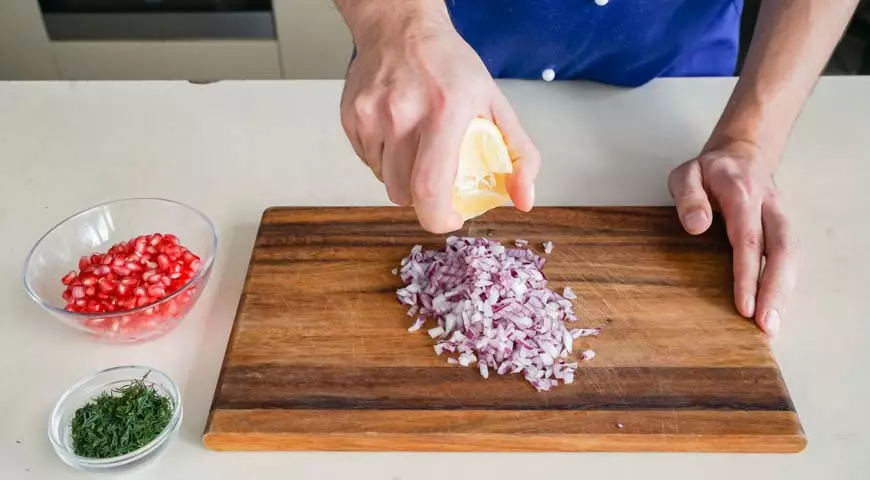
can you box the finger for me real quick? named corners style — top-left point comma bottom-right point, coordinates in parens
top-left (348, 94), bottom-right (385, 182)
top-left (411, 111), bottom-right (465, 234)
top-left (722, 194), bottom-right (764, 319)
top-left (755, 196), bottom-right (799, 338)
top-left (340, 110), bottom-right (366, 163)
top-left (492, 91), bottom-right (540, 212)
top-left (668, 160), bottom-right (713, 235)
top-left (382, 131), bottom-right (418, 206)
top-left (362, 138), bottom-right (385, 182)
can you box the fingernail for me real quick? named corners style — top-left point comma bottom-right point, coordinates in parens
top-left (745, 295), bottom-right (756, 317)
top-left (763, 309), bottom-right (780, 338)
top-left (683, 210), bottom-right (708, 233)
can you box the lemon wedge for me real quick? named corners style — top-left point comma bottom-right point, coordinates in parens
top-left (453, 117), bottom-right (513, 220)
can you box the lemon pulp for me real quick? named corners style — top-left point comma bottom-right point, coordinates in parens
top-left (453, 118), bottom-right (513, 221)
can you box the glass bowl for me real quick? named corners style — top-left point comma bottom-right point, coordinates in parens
top-left (23, 198), bottom-right (217, 343)
top-left (49, 365), bottom-right (183, 474)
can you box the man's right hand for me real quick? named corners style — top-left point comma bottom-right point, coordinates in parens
top-left (337, 1), bottom-right (540, 233)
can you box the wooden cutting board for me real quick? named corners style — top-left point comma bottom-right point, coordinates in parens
top-left (203, 207), bottom-right (805, 453)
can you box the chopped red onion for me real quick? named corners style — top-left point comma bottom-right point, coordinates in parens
top-left (514, 239), bottom-right (528, 247)
top-left (563, 287), bottom-right (577, 300)
top-left (542, 241), bottom-right (554, 254)
top-left (407, 317), bottom-right (426, 332)
top-left (617, 422), bottom-right (624, 429)
top-left (570, 327), bottom-right (601, 338)
top-left (580, 349), bottom-right (596, 361)
top-left (396, 236), bottom-right (599, 391)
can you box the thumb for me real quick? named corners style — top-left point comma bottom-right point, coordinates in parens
top-left (668, 160), bottom-right (713, 235)
top-left (491, 91), bottom-right (540, 212)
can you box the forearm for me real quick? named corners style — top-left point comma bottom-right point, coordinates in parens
top-left (707, 0), bottom-right (858, 165)
top-left (334, 0), bottom-right (452, 49)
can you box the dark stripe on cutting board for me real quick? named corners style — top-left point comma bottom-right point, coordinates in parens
top-left (213, 365), bottom-right (794, 412)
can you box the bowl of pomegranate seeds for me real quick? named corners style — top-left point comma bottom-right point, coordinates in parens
top-left (23, 198), bottom-right (217, 343)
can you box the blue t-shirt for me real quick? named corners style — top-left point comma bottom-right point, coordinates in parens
top-left (448, 0), bottom-right (743, 87)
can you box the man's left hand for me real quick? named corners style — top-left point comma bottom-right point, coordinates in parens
top-left (668, 140), bottom-right (799, 338)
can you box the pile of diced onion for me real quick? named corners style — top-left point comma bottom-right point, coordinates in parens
top-left (395, 236), bottom-right (599, 392)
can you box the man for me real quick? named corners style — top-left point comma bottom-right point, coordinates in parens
top-left (334, 0), bottom-right (858, 337)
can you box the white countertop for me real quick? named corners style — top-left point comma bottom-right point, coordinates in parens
top-left (0, 79), bottom-right (868, 479)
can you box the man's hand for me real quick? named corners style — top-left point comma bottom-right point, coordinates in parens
top-left (668, 141), bottom-right (799, 338)
top-left (337, 2), bottom-right (539, 233)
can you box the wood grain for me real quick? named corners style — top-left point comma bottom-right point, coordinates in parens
top-left (204, 207), bottom-right (805, 452)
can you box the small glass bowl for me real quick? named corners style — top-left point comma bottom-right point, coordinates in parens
top-left (49, 365), bottom-right (183, 474)
top-left (22, 198), bottom-right (217, 343)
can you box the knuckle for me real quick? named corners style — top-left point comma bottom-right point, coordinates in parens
top-left (735, 230), bottom-right (764, 252)
top-left (352, 95), bottom-right (378, 125)
top-left (411, 172), bottom-right (439, 203)
top-left (426, 86), bottom-right (454, 114)
top-left (385, 91), bottom-right (420, 135)
top-left (386, 186), bottom-right (412, 207)
top-left (776, 232), bottom-right (801, 257)
top-left (726, 177), bottom-right (757, 207)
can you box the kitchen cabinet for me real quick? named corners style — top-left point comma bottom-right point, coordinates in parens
top-left (52, 40), bottom-right (281, 80)
top-left (1, 0), bottom-right (353, 81)
top-left (0, 0), bottom-right (58, 79)
top-left (273, 0), bottom-right (352, 79)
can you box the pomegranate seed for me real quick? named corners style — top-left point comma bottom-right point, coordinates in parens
top-left (84, 317), bottom-right (105, 328)
top-left (97, 278), bottom-right (116, 293)
top-left (61, 232), bottom-right (200, 336)
top-left (111, 265), bottom-right (131, 276)
top-left (94, 265), bottom-right (111, 276)
top-left (164, 299), bottom-right (180, 317)
top-left (62, 271), bottom-right (77, 285)
top-left (147, 285), bottom-right (166, 298)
